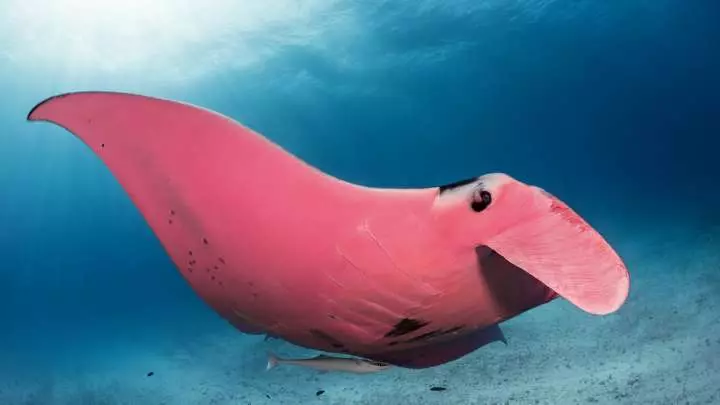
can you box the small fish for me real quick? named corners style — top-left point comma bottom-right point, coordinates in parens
top-left (266, 352), bottom-right (392, 373)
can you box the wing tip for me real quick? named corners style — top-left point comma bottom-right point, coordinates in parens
top-left (26, 91), bottom-right (139, 123)
top-left (27, 91), bottom-right (93, 122)
top-left (26, 93), bottom-right (61, 122)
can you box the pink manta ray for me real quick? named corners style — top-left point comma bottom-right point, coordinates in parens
top-left (27, 92), bottom-right (630, 368)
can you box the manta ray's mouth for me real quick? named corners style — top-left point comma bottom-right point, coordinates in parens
top-left (475, 245), bottom-right (559, 319)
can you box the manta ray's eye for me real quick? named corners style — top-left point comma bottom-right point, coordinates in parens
top-left (471, 189), bottom-right (492, 212)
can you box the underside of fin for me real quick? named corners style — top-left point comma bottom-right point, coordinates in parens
top-left (369, 324), bottom-right (506, 368)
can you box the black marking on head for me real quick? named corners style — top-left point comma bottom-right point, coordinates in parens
top-left (438, 177), bottom-right (477, 194)
top-left (310, 329), bottom-right (347, 349)
top-left (384, 318), bottom-right (429, 338)
top-left (471, 190), bottom-right (492, 212)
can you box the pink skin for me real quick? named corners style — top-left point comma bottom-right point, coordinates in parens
top-left (27, 92), bottom-right (630, 367)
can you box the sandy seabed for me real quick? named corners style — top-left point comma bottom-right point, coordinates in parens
top-left (2, 223), bottom-right (719, 405)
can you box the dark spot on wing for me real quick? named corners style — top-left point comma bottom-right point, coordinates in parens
top-left (385, 318), bottom-right (429, 338)
top-left (310, 329), bottom-right (347, 349)
top-left (443, 325), bottom-right (465, 334)
top-left (404, 325), bottom-right (466, 344)
top-left (430, 386), bottom-right (447, 392)
top-left (146, 371), bottom-right (154, 377)
top-left (316, 390), bottom-right (325, 397)
top-left (438, 177), bottom-right (477, 194)
top-left (406, 329), bottom-right (444, 343)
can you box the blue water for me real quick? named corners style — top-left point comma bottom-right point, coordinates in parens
top-left (1, 1), bottom-right (718, 403)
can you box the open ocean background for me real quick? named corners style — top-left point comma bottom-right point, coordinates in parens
top-left (1, 1), bottom-right (718, 403)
